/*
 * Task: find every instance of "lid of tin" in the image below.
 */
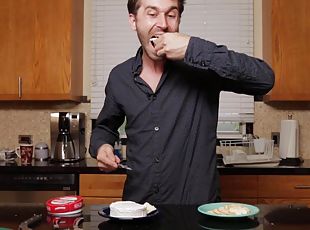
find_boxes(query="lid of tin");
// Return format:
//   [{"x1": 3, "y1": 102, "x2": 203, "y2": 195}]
[{"x1": 46, "y1": 195, "x2": 83, "y2": 215}]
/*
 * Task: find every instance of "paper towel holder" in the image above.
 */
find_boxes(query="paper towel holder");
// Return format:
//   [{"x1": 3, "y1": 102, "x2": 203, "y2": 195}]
[{"x1": 279, "y1": 117, "x2": 303, "y2": 166}]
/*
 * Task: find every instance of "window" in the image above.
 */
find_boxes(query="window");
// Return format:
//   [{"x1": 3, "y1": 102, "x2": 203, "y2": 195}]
[{"x1": 91, "y1": 0, "x2": 254, "y2": 138}]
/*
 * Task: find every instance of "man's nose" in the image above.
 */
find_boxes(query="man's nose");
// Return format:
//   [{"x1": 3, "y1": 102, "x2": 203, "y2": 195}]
[{"x1": 156, "y1": 14, "x2": 168, "y2": 29}]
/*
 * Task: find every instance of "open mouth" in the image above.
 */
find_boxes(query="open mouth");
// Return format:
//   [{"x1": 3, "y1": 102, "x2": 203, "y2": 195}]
[{"x1": 149, "y1": 36, "x2": 158, "y2": 47}]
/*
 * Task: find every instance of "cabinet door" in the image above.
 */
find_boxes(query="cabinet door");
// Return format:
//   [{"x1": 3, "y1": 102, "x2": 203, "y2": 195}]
[
  {"x1": 0, "y1": 0, "x2": 83, "y2": 101},
  {"x1": 80, "y1": 174, "x2": 126, "y2": 198},
  {"x1": 18, "y1": 0, "x2": 83, "y2": 100},
  {"x1": 220, "y1": 175, "x2": 258, "y2": 204},
  {"x1": 0, "y1": 1, "x2": 18, "y2": 99},
  {"x1": 263, "y1": 0, "x2": 310, "y2": 101},
  {"x1": 258, "y1": 175, "x2": 310, "y2": 198}
]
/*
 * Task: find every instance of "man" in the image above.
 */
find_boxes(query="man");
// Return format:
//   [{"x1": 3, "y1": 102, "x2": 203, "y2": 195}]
[{"x1": 90, "y1": 0, "x2": 274, "y2": 205}]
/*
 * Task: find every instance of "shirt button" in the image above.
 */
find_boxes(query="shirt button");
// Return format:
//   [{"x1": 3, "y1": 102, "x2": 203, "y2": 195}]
[
  {"x1": 155, "y1": 157, "x2": 160, "y2": 163},
  {"x1": 154, "y1": 126, "x2": 160, "y2": 131},
  {"x1": 201, "y1": 61, "x2": 206, "y2": 66}
]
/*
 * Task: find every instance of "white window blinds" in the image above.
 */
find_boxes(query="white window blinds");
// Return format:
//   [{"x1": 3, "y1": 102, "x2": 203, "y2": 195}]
[{"x1": 91, "y1": 0, "x2": 254, "y2": 122}]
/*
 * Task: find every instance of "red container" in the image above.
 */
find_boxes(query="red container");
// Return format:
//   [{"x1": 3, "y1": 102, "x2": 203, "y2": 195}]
[{"x1": 46, "y1": 195, "x2": 83, "y2": 215}]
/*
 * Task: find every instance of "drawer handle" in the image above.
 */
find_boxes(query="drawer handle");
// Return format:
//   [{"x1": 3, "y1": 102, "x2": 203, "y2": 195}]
[{"x1": 295, "y1": 185, "x2": 310, "y2": 189}]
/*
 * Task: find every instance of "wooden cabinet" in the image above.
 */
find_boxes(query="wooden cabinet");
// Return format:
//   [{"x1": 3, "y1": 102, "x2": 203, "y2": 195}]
[
  {"x1": 221, "y1": 175, "x2": 310, "y2": 205},
  {"x1": 0, "y1": 0, "x2": 83, "y2": 101},
  {"x1": 258, "y1": 175, "x2": 310, "y2": 205},
  {"x1": 79, "y1": 174, "x2": 310, "y2": 205},
  {"x1": 263, "y1": 0, "x2": 310, "y2": 101},
  {"x1": 220, "y1": 175, "x2": 258, "y2": 204},
  {"x1": 0, "y1": 1, "x2": 18, "y2": 98},
  {"x1": 80, "y1": 174, "x2": 127, "y2": 205}
]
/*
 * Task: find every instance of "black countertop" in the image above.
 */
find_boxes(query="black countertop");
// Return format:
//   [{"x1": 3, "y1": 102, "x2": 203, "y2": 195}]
[
  {"x1": 1, "y1": 203, "x2": 310, "y2": 229},
  {"x1": 2, "y1": 157, "x2": 310, "y2": 175}
]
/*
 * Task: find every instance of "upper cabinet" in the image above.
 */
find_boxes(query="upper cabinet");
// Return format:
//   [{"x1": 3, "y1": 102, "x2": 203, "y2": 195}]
[
  {"x1": 0, "y1": 0, "x2": 84, "y2": 101},
  {"x1": 263, "y1": 0, "x2": 310, "y2": 102}
]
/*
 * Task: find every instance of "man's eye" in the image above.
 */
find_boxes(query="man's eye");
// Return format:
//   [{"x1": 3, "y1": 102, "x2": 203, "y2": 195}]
[
  {"x1": 147, "y1": 11, "x2": 157, "y2": 17},
  {"x1": 168, "y1": 14, "x2": 176, "y2": 18}
]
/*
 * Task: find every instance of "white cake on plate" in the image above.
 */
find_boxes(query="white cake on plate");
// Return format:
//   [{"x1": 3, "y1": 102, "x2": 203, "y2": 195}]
[{"x1": 110, "y1": 201, "x2": 154, "y2": 218}]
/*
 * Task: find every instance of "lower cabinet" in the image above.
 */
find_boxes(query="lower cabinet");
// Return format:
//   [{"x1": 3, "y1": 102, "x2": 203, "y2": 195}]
[
  {"x1": 221, "y1": 175, "x2": 310, "y2": 205},
  {"x1": 80, "y1": 174, "x2": 310, "y2": 205},
  {"x1": 79, "y1": 174, "x2": 127, "y2": 205},
  {"x1": 220, "y1": 175, "x2": 258, "y2": 204},
  {"x1": 258, "y1": 175, "x2": 310, "y2": 205}
]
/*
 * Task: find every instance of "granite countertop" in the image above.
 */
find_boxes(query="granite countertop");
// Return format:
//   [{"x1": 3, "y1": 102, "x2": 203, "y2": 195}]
[
  {"x1": 1, "y1": 157, "x2": 310, "y2": 175},
  {"x1": 1, "y1": 203, "x2": 310, "y2": 229}
]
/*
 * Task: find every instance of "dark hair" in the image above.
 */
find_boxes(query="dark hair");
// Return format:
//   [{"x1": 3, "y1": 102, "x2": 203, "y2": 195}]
[{"x1": 127, "y1": 0, "x2": 185, "y2": 15}]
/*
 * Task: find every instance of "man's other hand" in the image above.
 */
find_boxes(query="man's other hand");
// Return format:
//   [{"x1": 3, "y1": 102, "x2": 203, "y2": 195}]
[{"x1": 96, "y1": 144, "x2": 120, "y2": 172}]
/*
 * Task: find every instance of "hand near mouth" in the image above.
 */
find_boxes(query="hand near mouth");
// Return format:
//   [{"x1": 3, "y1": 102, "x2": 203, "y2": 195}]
[{"x1": 152, "y1": 33, "x2": 190, "y2": 60}]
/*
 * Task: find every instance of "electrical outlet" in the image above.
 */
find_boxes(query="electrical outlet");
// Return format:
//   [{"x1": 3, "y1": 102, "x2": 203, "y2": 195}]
[{"x1": 271, "y1": 132, "x2": 280, "y2": 147}]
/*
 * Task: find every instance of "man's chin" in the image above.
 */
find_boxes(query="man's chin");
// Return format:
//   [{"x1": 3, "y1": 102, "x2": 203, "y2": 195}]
[{"x1": 149, "y1": 52, "x2": 166, "y2": 61}]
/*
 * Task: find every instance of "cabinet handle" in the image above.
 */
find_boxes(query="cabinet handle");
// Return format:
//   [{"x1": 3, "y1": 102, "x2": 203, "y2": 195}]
[
  {"x1": 18, "y1": 76, "x2": 22, "y2": 99},
  {"x1": 294, "y1": 185, "x2": 310, "y2": 189}
]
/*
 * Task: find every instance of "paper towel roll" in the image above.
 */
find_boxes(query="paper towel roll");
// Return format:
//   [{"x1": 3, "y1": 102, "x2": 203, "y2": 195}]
[{"x1": 279, "y1": 119, "x2": 299, "y2": 159}]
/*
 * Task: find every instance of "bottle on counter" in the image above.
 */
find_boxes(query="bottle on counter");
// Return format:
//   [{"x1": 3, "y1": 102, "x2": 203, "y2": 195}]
[
  {"x1": 114, "y1": 141, "x2": 122, "y2": 160},
  {"x1": 120, "y1": 138, "x2": 127, "y2": 160}
]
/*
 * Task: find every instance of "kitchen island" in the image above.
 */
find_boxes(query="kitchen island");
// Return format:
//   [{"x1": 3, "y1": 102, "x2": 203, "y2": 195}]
[{"x1": 1, "y1": 202, "x2": 310, "y2": 229}]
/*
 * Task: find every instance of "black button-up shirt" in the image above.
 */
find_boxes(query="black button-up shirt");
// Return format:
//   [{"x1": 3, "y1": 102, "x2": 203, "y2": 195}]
[{"x1": 90, "y1": 37, "x2": 274, "y2": 205}]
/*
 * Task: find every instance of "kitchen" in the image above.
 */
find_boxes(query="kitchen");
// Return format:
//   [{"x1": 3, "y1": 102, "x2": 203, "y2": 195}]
[{"x1": 1, "y1": 0, "x2": 310, "y2": 229}]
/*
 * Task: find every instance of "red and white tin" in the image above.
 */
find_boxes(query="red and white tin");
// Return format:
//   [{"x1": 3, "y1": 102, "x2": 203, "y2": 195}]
[{"x1": 46, "y1": 195, "x2": 83, "y2": 215}]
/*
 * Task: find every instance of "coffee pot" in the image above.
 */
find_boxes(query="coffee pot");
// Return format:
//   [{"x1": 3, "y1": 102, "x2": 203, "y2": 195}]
[
  {"x1": 54, "y1": 112, "x2": 75, "y2": 160},
  {"x1": 50, "y1": 112, "x2": 86, "y2": 162}
]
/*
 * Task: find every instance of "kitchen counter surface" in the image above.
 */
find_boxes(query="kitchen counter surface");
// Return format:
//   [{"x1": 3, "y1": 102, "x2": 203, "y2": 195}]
[
  {"x1": 1, "y1": 202, "x2": 310, "y2": 229},
  {"x1": 2, "y1": 157, "x2": 310, "y2": 175}
]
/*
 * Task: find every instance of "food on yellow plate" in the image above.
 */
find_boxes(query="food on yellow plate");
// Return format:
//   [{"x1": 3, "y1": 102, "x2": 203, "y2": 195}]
[
  {"x1": 109, "y1": 201, "x2": 156, "y2": 218},
  {"x1": 208, "y1": 204, "x2": 250, "y2": 216}
]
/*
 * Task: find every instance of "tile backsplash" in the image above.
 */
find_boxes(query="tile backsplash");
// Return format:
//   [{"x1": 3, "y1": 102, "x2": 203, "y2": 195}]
[
  {"x1": 1, "y1": 101, "x2": 310, "y2": 159},
  {"x1": 0, "y1": 102, "x2": 92, "y2": 157},
  {"x1": 254, "y1": 102, "x2": 310, "y2": 159}
]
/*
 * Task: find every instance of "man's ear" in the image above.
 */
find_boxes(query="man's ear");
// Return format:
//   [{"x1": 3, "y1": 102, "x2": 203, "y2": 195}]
[{"x1": 128, "y1": 13, "x2": 137, "y2": 31}]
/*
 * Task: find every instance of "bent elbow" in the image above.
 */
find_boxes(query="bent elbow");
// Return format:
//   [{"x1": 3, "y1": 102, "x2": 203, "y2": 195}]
[{"x1": 262, "y1": 68, "x2": 275, "y2": 94}]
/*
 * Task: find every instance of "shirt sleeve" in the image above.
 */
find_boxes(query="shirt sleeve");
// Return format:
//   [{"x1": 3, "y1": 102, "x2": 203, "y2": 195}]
[
  {"x1": 89, "y1": 77, "x2": 125, "y2": 158},
  {"x1": 184, "y1": 36, "x2": 275, "y2": 95}
]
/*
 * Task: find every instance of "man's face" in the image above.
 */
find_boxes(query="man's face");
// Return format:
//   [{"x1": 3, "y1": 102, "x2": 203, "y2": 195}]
[{"x1": 129, "y1": 0, "x2": 181, "y2": 60}]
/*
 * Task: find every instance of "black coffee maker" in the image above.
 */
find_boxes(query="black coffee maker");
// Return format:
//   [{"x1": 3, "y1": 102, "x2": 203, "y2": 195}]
[{"x1": 50, "y1": 112, "x2": 86, "y2": 162}]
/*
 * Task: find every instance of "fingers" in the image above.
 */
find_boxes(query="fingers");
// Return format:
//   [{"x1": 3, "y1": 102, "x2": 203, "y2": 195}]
[
  {"x1": 154, "y1": 33, "x2": 190, "y2": 60},
  {"x1": 96, "y1": 144, "x2": 119, "y2": 172}
]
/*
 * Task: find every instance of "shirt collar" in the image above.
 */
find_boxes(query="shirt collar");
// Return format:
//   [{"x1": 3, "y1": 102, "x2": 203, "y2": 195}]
[
  {"x1": 131, "y1": 46, "x2": 174, "y2": 77},
  {"x1": 131, "y1": 47, "x2": 143, "y2": 76}
]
